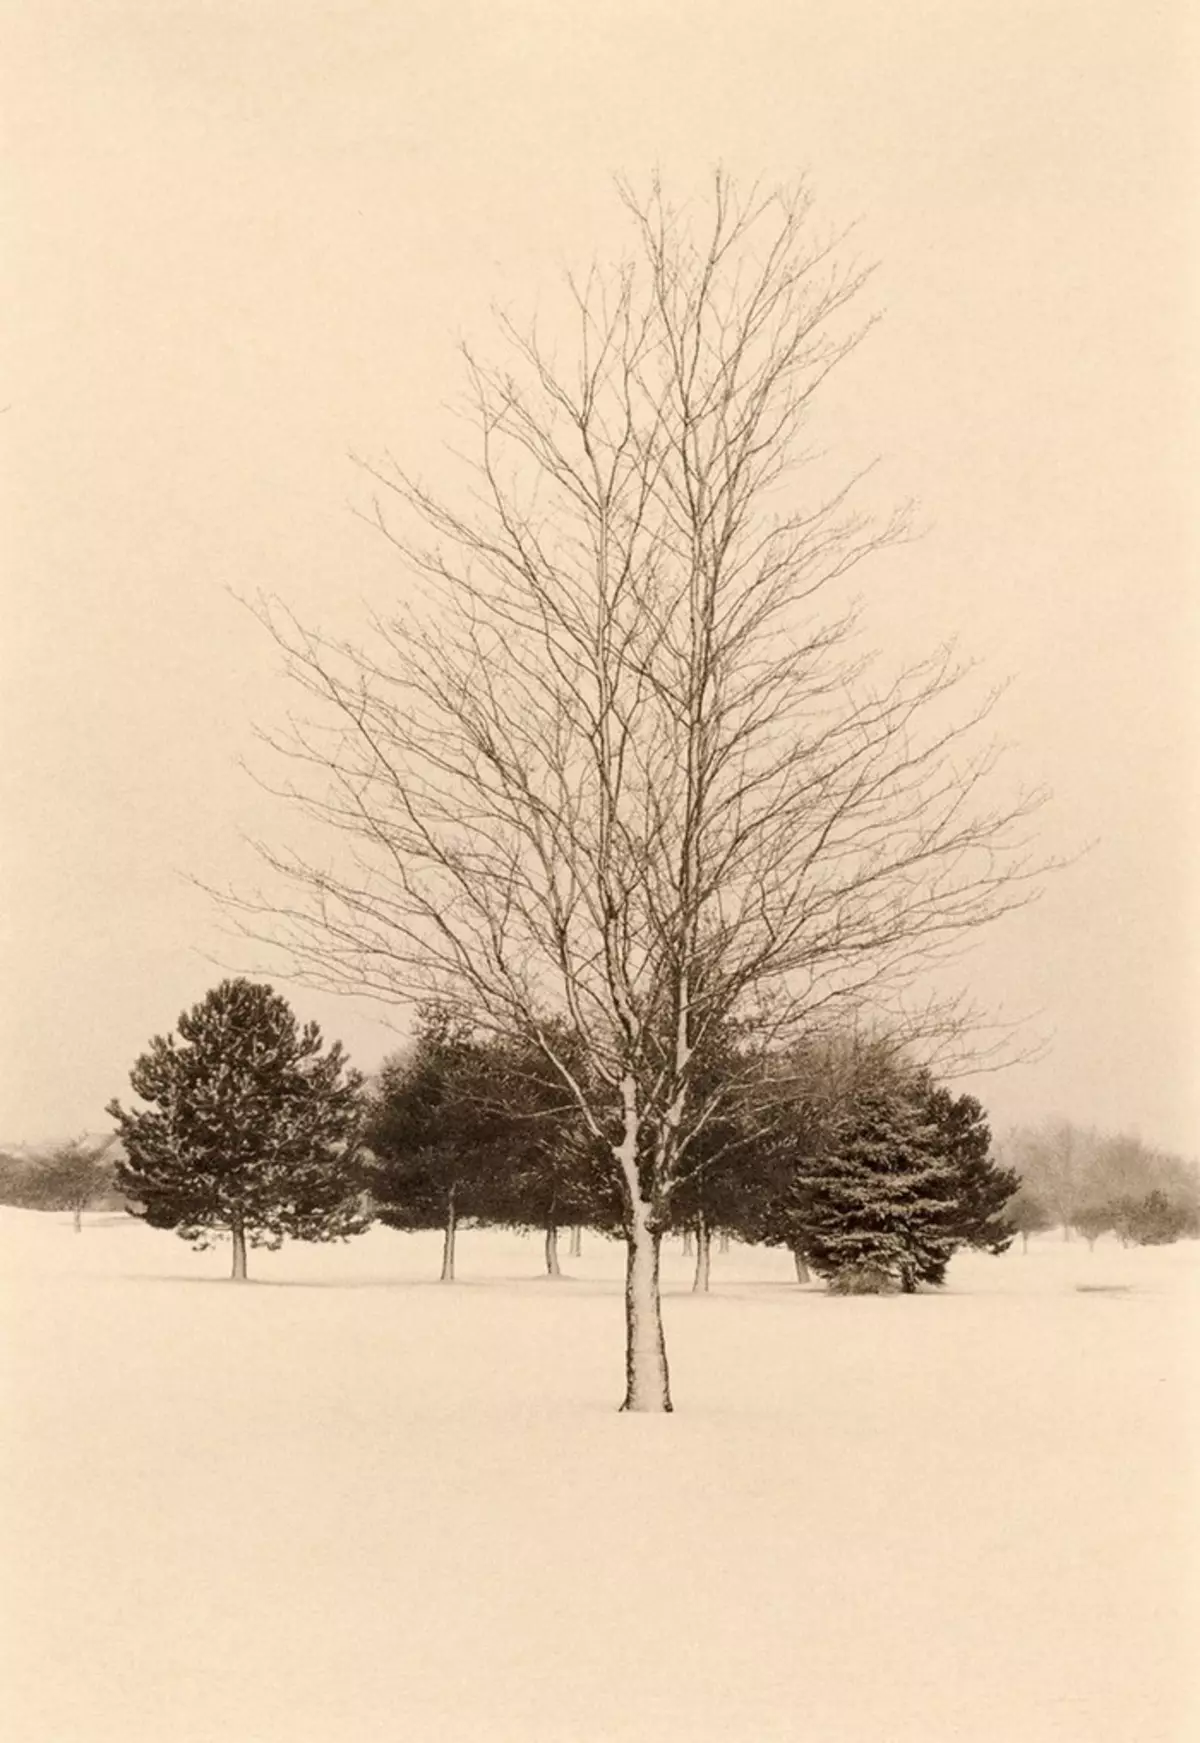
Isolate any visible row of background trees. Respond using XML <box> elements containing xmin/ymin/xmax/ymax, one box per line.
<box><xmin>1001</xmin><ymin>1118</ymin><xmax>1200</xmax><ymax>1250</ymax></box>
<box><xmin>5</xmin><ymin>984</ymin><xmax>1196</xmax><ymax>1284</ymax></box>
<box><xmin>362</xmin><ymin>998</ymin><xmax>1022</xmax><ymax>1297</ymax></box>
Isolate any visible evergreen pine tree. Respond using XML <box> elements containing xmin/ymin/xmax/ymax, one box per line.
<box><xmin>364</xmin><ymin>1005</ymin><xmax>508</xmax><ymax>1281</ymax></box>
<box><xmin>482</xmin><ymin>1027</ymin><xmax>622</xmax><ymax>1275</ymax></box>
<box><xmin>915</xmin><ymin>1076</ymin><xmax>1018</xmax><ymax>1254</ymax></box>
<box><xmin>799</xmin><ymin>1083</ymin><xmax>963</xmax><ymax>1292</ymax></box>
<box><xmin>108</xmin><ymin>979</ymin><xmax>368</xmax><ymax>1280</ymax></box>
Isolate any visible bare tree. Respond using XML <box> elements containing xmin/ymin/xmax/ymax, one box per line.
<box><xmin>32</xmin><ymin>1136</ymin><xmax>118</xmax><ymax>1232</ymax></box>
<box><xmin>235</xmin><ymin>174</ymin><xmax>1043</xmax><ymax>1411</ymax></box>
<box><xmin>1009</xmin><ymin>1118</ymin><xmax>1093</xmax><ymax>1239</ymax></box>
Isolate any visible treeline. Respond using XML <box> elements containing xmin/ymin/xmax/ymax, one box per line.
<box><xmin>96</xmin><ymin>978</ymin><xmax>1021</xmax><ymax>1293</ymax></box>
<box><xmin>17</xmin><ymin>983</ymin><xmax>1196</xmax><ymax>1293</ymax></box>
<box><xmin>1001</xmin><ymin>1119</ymin><xmax>1200</xmax><ymax>1249</ymax></box>
<box><xmin>362</xmin><ymin>1004</ymin><xmax>1019</xmax><ymax>1296</ymax></box>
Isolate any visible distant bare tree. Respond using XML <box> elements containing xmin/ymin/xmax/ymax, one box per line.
<box><xmin>32</xmin><ymin>1136</ymin><xmax>118</xmax><ymax>1232</ymax></box>
<box><xmin>1011</xmin><ymin>1119</ymin><xmax>1092</xmax><ymax>1239</ymax></box>
<box><xmin>1003</xmin><ymin>1184</ymin><xmax>1054</xmax><ymax>1254</ymax></box>
<box><xmin>235</xmin><ymin>173</ymin><xmax>1044</xmax><ymax>1410</ymax></box>
<box><xmin>1073</xmin><ymin>1203</ymin><xmax>1113</xmax><ymax>1251</ymax></box>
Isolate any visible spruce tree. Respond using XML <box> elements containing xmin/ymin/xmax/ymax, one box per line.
<box><xmin>799</xmin><ymin>1083</ymin><xmax>963</xmax><ymax>1292</ymax></box>
<box><xmin>915</xmin><ymin>1076</ymin><xmax>1018</xmax><ymax>1254</ymax></box>
<box><xmin>108</xmin><ymin>979</ymin><xmax>368</xmax><ymax>1279</ymax></box>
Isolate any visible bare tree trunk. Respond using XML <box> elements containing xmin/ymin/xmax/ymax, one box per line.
<box><xmin>230</xmin><ymin>1213</ymin><xmax>248</xmax><ymax>1282</ymax></box>
<box><xmin>569</xmin><ymin>1225</ymin><xmax>582</xmax><ymax>1258</ymax></box>
<box><xmin>718</xmin><ymin>1229</ymin><xmax>730</xmax><ymax>1254</ymax></box>
<box><xmin>440</xmin><ymin>1186</ymin><xmax>457</xmax><ymax>1282</ymax></box>
<box><xmin>692</xmin><ymin>1214</ymin><xmax>711</xmax><ymax>1293</ymax></box>
<box><xmin>681</xmin><ymin>1228</ymin><xmax>693</xmax><ymax>1256</ymax></box>
<box><xmin>1021</xmin><ymin>1231</ymin><xmax>1029</xmax><ymax>1254</ymax></box>
<box><xmin>545</xmin><ymin>1220</ymin><xmax>561</xmax><ymax>1277</ymax></box>
<box><xmin>791</xmin><ymin>1245</ymin><xmax>810</xmax><ymax>1284</ymax></box>
<box><xmin>73</xmin><ymin>1206</ymin><xmax>82</xmax><ymax>1234</ymax></box>
<box><xmin>621</xmin><ymin>1206</ymin><xmax>672</xmax><ymax>1412</ymax></box>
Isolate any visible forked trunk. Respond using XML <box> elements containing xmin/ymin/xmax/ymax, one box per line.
<box><xmin>230</xmin><ymin>1214</ymin><xmax>248</xmax><ymax>1282</ymax></box>
<box><xmin>569</xmin><ymin>1225</ymin><xmax>582</xmax><ymax>1258</ymax></box>
<box><xmin>545</xmin><ymin>1220</ymin><xmax>561</xmax><ymax>1277</ymax></box>
<box><xmin>440</xmin><ymin>1186</ymin><xmax>457</xmax><ymax>1282</ymax></box>
<box><xmin>621</xmin><ymin>1207</ymin><xmax>672</xmax><ymax>1413</ymax></box>
<box><xmin>692</xmin><ymin>1214</ymin><xmax>711</xmax><ymax>1293</ymax></box>
<box><xmin>791</xmin><ymin>1245</ymin><xmax>811</xmax><ymax>1284</ymax></box>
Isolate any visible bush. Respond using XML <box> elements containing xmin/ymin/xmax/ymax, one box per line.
<box><xmin>1112</xmin><ymin>1190</ymin><xmax>1193</xmax><ymax>1246</ymax></box>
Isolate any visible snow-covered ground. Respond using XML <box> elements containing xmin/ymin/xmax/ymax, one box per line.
<box><xmin>2</xmin><ymin>1209</ymin><xmax>1197</xmax><ymax>1743</ymax></box>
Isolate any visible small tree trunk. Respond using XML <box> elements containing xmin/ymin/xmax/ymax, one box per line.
<box><xmin>791</xmin><ymin>1245</ymin><xmax>810</xmax><ymax>1284</ymax></box>
<box><xmin>545</xmin><ymin>1220</ymin><xmax>561</xmax><ymax>1277</ymax></box>
<box><xmin>73</xmin><ymin>1206</ymin><xmax>83</xmax><ymax>1234</ymax></box>
<box><xmin>440</xmin><ymin>1186</ymin><xmax>457</xmax><ymax>1282</ymax></box>
<box><xmin>621</xmin><ymin>1204</ymin><xmax>672</xmax><ymax>1413</ymax></box>
<box><xmin>230</xmin><ymin>1214</ymin><xmax>248</xmax><ymax>1282</ymax></box>
<box><xmin>718</xmin><ymin>1229</ymin><xmax>730</xmax><ymax>1254</ymax></box>
<box><xmin>899</xmin><ymin>1260</ymin><xmax>917</xmax><ymax>1294</ymax></box>
<box><xmin>1021</xmin><ymin>1231</ymin><xmax>1029</xmax><ymax>1254</ymax></box>
<box><xmin>681</xmin><ymin>1228</ymin><xmax>693</xmax><ymax>1256</ymax></box>
<box><xmin>569</xmin><ymin>1224</ymin><xmax>582</xmax><ymax>1257</ymax></box>
<box><xmin>692</xmin><ymin>1214</ymin><xmax>711</xmax><ymax>1293</ymax></box>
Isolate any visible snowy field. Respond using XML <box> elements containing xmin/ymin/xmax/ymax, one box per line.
<box><xmin>2</xmin><ymin>1209</ymin><xmax>1198</xmax><ymax>1743</ymax></box>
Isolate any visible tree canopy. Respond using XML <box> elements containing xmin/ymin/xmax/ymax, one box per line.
<box><xmin>108</xmin><ymin>978</ymin><xmax>368</xmax><ymax>1279</ymax></box>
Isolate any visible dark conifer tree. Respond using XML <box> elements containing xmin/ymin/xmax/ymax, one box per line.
<box><xmin>914</xmin><ymin>1076</ymin><xmax>1018</xmax><ymax>1255</ymax></box>
<box><xmin>724</xmin><ymin>1033</ymin><xmax>882</xmax><ymax>1284</ymax></box>
<box><xmin>108</xmin><ymin>979</ymin><xmax>368</xmax><ymax>1280</ymax></box>
<box><xmin>656</xmin><ymin>1021</ymin><xmax>772</xmax><ymax>1291</ymax></box>
<box><xmin>364</xmin><ymin>1005</ymin><xmax>509</xmax><ymax>1281</ymax></box>
<box><xmin>482</xmin><ymin>1028</ymin><xmax>622</xmax><ymax>1274</ymax></box>
<box><xmin>667</xmin><ymin>1102</ymin><xmax>767</xmax><ymax>1292</ymax></box>
<box><xmin>799</xmin><ymin>1082</ymin><xmax>963</xmax><ymax>1292</ymax></box>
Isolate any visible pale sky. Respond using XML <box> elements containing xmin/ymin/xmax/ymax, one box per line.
<box><xmin>2</xmin><ymin>0</ymin><xmax>1197</xmax><ymax>1153</ymax></box>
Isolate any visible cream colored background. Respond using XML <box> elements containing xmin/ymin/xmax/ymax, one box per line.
<box><xmin>1</xmin><ymin>0</ymin><xmax>1197</xmax><ymax>1151</ymax></box>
